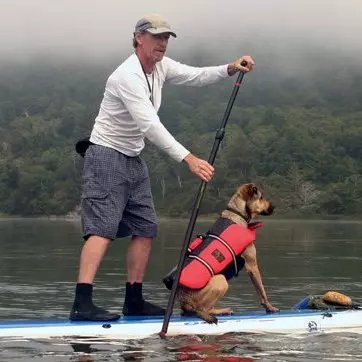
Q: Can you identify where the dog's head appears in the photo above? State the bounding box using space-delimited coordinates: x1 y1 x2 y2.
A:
227 183 274 221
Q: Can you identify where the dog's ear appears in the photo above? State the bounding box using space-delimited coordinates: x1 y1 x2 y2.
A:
237 183 258 201
249 184 258 197
236 183 254 202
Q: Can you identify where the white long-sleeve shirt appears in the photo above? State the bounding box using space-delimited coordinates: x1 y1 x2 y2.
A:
90 53 229 162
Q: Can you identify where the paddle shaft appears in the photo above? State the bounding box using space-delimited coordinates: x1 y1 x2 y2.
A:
160 65 248 336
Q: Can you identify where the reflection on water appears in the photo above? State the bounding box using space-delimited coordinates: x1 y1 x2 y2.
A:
0 218 362 360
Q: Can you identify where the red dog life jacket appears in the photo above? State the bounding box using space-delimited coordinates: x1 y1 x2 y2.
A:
179 220 261 289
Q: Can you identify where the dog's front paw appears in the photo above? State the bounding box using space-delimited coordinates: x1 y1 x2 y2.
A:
265 304 279 313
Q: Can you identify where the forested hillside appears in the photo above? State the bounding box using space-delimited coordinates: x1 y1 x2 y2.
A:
0 49 361 217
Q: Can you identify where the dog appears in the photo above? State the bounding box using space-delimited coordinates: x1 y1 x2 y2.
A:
163 183 279 324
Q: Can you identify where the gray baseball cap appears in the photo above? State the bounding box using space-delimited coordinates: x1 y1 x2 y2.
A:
134 14 177 38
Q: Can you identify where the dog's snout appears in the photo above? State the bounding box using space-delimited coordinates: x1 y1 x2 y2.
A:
260 202 274 216
267 203 275 214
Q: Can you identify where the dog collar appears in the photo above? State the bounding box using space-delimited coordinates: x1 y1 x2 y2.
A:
225 206 250 223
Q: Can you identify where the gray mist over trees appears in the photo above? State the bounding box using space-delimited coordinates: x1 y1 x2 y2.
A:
1 0 361 66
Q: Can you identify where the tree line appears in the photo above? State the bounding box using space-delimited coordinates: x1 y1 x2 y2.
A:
0 51 361 217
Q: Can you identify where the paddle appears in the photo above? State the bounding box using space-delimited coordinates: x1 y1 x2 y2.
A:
160 61 249 337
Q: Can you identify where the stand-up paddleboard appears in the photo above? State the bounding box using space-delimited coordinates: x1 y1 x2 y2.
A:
1 296 362 339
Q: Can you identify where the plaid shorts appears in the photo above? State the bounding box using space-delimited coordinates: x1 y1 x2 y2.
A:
81 144 157 240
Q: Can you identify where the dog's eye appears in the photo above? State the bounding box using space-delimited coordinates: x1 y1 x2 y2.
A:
252 186 258 194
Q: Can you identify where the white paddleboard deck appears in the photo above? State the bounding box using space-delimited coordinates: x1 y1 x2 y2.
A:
1 309 362 339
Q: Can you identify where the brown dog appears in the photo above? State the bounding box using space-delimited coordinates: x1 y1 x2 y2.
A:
171 183 279 324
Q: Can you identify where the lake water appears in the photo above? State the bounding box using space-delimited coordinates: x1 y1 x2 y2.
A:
0 218 362 361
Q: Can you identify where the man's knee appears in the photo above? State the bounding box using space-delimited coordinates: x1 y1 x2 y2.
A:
84 234 111 244
131 235 153 242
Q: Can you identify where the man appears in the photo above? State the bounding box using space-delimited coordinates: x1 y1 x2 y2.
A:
70 13 255 321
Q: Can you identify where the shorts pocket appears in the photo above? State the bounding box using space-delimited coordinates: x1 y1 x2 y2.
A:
81 184 109 200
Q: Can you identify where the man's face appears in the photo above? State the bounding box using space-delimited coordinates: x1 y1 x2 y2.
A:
138 32 170 63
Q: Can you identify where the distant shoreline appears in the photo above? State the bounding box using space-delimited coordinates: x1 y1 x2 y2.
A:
1 214 361 223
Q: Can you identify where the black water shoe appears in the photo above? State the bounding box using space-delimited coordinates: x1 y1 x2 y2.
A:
70 303 120 321
122 282 165 316
122 299 165 316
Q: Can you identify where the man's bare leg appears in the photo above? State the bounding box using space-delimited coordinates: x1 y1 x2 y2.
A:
78 235 110 283
77 234 152 284
70 235 120 321
122 236 165 316
127 236 152 283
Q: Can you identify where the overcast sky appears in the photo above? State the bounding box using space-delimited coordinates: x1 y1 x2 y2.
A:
1 0 361 62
